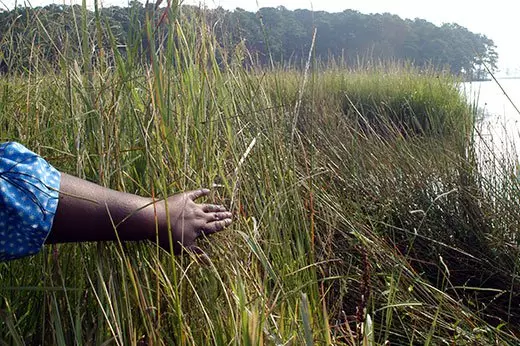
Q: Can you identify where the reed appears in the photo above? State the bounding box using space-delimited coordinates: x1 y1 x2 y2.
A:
1 2 519 345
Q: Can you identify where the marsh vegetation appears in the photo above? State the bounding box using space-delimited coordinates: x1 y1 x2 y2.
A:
1 3 520 345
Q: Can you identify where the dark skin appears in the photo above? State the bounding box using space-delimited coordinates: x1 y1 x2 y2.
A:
45 173 232 254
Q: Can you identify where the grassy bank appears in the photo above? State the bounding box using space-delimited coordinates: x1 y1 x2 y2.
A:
1 4 520 345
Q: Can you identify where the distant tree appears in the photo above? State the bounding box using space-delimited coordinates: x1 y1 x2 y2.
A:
0 4 499 79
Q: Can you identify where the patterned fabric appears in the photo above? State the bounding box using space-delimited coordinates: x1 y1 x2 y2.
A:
0 142 61 261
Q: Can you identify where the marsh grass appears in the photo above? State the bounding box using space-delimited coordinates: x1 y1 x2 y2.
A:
1 2 520 345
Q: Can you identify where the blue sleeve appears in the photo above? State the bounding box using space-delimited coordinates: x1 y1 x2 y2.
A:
0 142 61 261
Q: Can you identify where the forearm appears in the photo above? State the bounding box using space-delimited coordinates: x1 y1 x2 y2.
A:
44 172 232 254
0 142 230 261
46 173 156 244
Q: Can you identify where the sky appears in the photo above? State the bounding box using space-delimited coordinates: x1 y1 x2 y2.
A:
2 0 518 73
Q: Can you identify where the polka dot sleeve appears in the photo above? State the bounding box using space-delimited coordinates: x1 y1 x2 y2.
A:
0 142 61 261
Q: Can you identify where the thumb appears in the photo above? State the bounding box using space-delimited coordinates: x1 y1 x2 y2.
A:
186 188 210 201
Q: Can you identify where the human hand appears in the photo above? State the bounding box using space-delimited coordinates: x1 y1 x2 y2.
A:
151 189 232 255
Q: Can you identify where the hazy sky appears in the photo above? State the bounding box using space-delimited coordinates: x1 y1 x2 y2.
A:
3 0 517 71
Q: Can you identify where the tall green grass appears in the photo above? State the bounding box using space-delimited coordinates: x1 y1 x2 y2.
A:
1 2 520 345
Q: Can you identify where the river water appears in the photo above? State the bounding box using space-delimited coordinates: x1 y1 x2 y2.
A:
462 79 520 169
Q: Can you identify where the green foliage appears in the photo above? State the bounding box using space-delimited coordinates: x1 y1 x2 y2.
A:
0 4 498 79
0 3 519 345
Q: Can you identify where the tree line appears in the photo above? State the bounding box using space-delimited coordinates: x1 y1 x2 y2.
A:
0 3 498 79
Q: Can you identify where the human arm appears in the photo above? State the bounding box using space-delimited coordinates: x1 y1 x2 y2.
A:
46 173 232 254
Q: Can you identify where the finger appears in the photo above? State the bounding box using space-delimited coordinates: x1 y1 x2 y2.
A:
206 211 233 222
187 188 210 201
202 218 232 235
202 204 227 213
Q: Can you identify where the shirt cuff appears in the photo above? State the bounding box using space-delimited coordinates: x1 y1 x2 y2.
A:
0 142 61 261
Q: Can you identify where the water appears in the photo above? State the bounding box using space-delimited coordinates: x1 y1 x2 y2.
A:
465 79 520 122
463 79 520 168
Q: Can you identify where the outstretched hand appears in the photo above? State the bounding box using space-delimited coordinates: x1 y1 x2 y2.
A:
153 189 232 254
47 173 232 255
